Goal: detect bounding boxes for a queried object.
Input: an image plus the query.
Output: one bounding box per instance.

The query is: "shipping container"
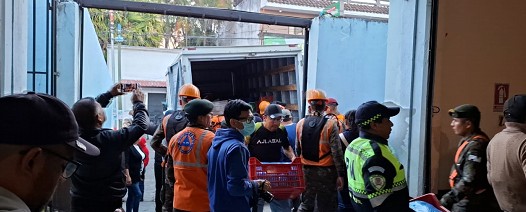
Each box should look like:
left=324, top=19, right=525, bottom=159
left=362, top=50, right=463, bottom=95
left=167, top=45, right=304, bottom=121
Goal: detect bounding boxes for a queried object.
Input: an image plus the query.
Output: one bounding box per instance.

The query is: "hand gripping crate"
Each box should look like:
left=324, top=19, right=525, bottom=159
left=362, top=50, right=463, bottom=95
left=248, top=157, right=305, bottom=200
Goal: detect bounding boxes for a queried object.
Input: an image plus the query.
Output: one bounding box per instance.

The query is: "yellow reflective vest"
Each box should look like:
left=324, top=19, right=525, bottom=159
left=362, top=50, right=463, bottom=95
left=345, top=134, right=410, bottom=211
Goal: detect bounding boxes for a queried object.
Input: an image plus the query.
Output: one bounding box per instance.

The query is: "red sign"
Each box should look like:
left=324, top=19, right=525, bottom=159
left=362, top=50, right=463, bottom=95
left=493, top=83, right=509, bottom=112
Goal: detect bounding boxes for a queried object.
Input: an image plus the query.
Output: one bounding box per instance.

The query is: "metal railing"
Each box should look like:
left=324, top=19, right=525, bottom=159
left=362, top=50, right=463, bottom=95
left=348, top=0, right=389, bottom=6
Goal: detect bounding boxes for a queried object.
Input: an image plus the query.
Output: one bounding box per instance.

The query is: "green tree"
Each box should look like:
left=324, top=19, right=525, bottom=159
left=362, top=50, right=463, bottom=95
left=89, top=8, right=164, bottom=52
left=162, top=0, right=232, bottom=47
left=90, top=0, right=232, bottom=50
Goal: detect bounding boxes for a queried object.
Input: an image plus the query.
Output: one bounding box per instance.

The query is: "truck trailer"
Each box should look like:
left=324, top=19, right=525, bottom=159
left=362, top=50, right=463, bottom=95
left=166, top=45, right=304, bottom=121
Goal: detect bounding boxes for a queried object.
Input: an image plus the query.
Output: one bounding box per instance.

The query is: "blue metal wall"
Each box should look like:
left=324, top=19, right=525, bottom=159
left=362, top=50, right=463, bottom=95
left=307, top=17, right=389, bottom=112
left=27, top=2, right=114, bottom=128
left=81, top=9, right=115, bottom=129
left=27, top=0, right=51, bottom=93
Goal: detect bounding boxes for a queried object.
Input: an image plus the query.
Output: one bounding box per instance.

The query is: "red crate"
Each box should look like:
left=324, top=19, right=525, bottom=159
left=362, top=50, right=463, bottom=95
left=410, top=193, right=450, bottom=212
left=248, top=157, right=305, bottom=200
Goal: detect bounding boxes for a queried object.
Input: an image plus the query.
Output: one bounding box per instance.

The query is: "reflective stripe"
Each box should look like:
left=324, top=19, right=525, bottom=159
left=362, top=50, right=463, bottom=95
left=194, top=130, right=208, bottom=165
left=349, top=190, right=368, bottom=199
left=162, top=115, right=170, bottom=138
left=392, top=180, right=407, bottom=191
left=339, top=133, right=349, bottom=147
left=367, top=181, right=407, bottom=207
left=173, top=129, right=210, bottom=169
left=173, top=161, right=207, bottom=168
left=368, top=166, right=385, bottom=173
left=370, top=192, right=391, bottom=208
left=346, top=146, right=368, bottom=161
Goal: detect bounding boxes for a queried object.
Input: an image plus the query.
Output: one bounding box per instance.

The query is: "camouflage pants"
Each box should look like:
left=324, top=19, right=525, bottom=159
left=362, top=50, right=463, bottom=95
left=161, top=182, right=174, bottom=212
left=298, top=165, right=338, bottom=212
left=161, top=155, right=176, bottom=212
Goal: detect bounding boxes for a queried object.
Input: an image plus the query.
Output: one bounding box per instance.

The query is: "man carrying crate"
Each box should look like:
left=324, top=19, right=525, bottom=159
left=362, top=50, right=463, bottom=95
left=247, top=104, right=296, bottom=211
left=295, top=89, right=346, bottom=212
left=207, top=99, right=271, bottom=212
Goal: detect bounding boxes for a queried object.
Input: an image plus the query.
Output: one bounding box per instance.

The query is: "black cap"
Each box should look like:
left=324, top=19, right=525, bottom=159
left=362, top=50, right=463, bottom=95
left=264, top=104, right=284, bottom=119
left=355, top=101, right=400, bottom=126
left=282, top=109, right=292, bottom=120
left=0, top=92, right=100, bottom=156
left=448, top=104, right=480, bottom=120
left=504, top=95, right=526, bottom=123
left=254, top=116, right=263, bottom=123
left=184, top=99, right=214, bottom=117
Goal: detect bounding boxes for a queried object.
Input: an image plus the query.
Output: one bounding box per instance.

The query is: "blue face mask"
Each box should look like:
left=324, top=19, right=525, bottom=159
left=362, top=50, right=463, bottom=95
left=239, top=120, right=256, bottom=136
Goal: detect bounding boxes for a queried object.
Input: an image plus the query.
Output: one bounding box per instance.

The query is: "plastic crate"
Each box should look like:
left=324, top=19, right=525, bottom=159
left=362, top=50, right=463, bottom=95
left=248, top=157, right=305, bottom=200
left=410, top=193, right=450, bottom=212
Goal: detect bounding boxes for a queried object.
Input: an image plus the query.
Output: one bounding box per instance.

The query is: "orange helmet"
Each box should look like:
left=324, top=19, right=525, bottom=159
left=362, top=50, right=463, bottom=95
left=306, top=89, right=327, bottom=102
left=211, top=115, right=224, bottom=132
left=178, top=84, right=200, bottom=99
left=259, top=101, right=270, bottom=114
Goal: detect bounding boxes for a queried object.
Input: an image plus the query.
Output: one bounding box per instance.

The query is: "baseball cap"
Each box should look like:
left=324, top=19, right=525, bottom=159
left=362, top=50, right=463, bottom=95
left=265, top=104, right=284, bottom=119
left=503, top=95, right=526, bottom=123
left=282, top=109, right=292, bottom=119
left=448, top=104, right=480, bottom=120
left=327, top=98, right=338, bottom=106
left=355, top=101, right=400, bottom=126
left=0, top=92, right=100, bottom=156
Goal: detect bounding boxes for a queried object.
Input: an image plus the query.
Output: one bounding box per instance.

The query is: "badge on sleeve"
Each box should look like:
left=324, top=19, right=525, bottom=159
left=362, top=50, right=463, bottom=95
left=370, top=174, right=386, bottom=191
left=467, top=154, right=481, bottom=163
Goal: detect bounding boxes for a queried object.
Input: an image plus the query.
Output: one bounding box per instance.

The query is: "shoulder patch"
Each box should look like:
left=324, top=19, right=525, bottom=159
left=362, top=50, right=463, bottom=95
left=370, top=174, right=386, bottom=191
left=467, top=154, right=482, bottom=163
left=368, top=166, right=385, bottom=173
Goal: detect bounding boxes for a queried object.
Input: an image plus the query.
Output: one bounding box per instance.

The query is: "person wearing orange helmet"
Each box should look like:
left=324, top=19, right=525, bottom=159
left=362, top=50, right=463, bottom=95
left=210, top=115, right=225, bottom=132
left=296, top=89, right=345, bottom=212
left=258, top=101, right=270, bottom=116
left=150, top=83, right=200, bottom=212
left=325, top=97, right=345, bottom=133
left=254, top=101, right=270, bottom=123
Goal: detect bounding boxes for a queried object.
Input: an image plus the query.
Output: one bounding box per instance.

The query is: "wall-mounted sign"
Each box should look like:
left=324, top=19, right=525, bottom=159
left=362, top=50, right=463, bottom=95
left=493, top=83, right=509, bottom=112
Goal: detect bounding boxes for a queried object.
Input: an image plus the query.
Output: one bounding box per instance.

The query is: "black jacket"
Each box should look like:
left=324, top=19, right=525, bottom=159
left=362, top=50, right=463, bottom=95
left=71, top=91, right=149, bottom=201
left=125, top=145, right=145, bottom=184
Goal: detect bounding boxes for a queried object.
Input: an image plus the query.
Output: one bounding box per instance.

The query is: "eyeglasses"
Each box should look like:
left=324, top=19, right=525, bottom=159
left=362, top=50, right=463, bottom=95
left=20, top=148, right=81, bottom=179
left=236, top=116, right=254, bottom=124
left=42, top=148, right=82, bottom=178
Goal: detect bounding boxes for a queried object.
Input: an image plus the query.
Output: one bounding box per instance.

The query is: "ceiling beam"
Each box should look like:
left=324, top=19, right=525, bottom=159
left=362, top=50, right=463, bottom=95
left=75, top=0, right=312, bottom=28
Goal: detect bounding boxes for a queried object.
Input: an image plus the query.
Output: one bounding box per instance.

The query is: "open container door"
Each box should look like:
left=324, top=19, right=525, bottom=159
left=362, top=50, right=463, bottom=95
left=166, top=54, right=187, bottom=110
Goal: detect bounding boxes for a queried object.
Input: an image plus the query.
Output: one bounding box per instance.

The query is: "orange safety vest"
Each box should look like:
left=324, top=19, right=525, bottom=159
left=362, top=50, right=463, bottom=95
left=336, top=114, right=345, bottom=122
left=160, top=115, right=171, bottom=168
left=167, top=127, right=214, bottom=211
left=296, top=117, right=338, bottom=166
left=162, top=114, right=171, bottom=138
left=449, top=135, right=488, bottom=188
left=326, top=113, right=344, bottom=133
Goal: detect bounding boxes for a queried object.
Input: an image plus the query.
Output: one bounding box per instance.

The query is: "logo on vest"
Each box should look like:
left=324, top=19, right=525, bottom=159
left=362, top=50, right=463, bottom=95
left=177, top=132, right=196, bottom=154
left=370, top=174, right=386, bottom=191
left=175, top=114, right=184, bottom=120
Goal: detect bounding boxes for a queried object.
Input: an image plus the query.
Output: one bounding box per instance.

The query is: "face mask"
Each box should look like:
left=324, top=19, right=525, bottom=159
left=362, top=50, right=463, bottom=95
left=239, top=120, right=256, bottom=136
